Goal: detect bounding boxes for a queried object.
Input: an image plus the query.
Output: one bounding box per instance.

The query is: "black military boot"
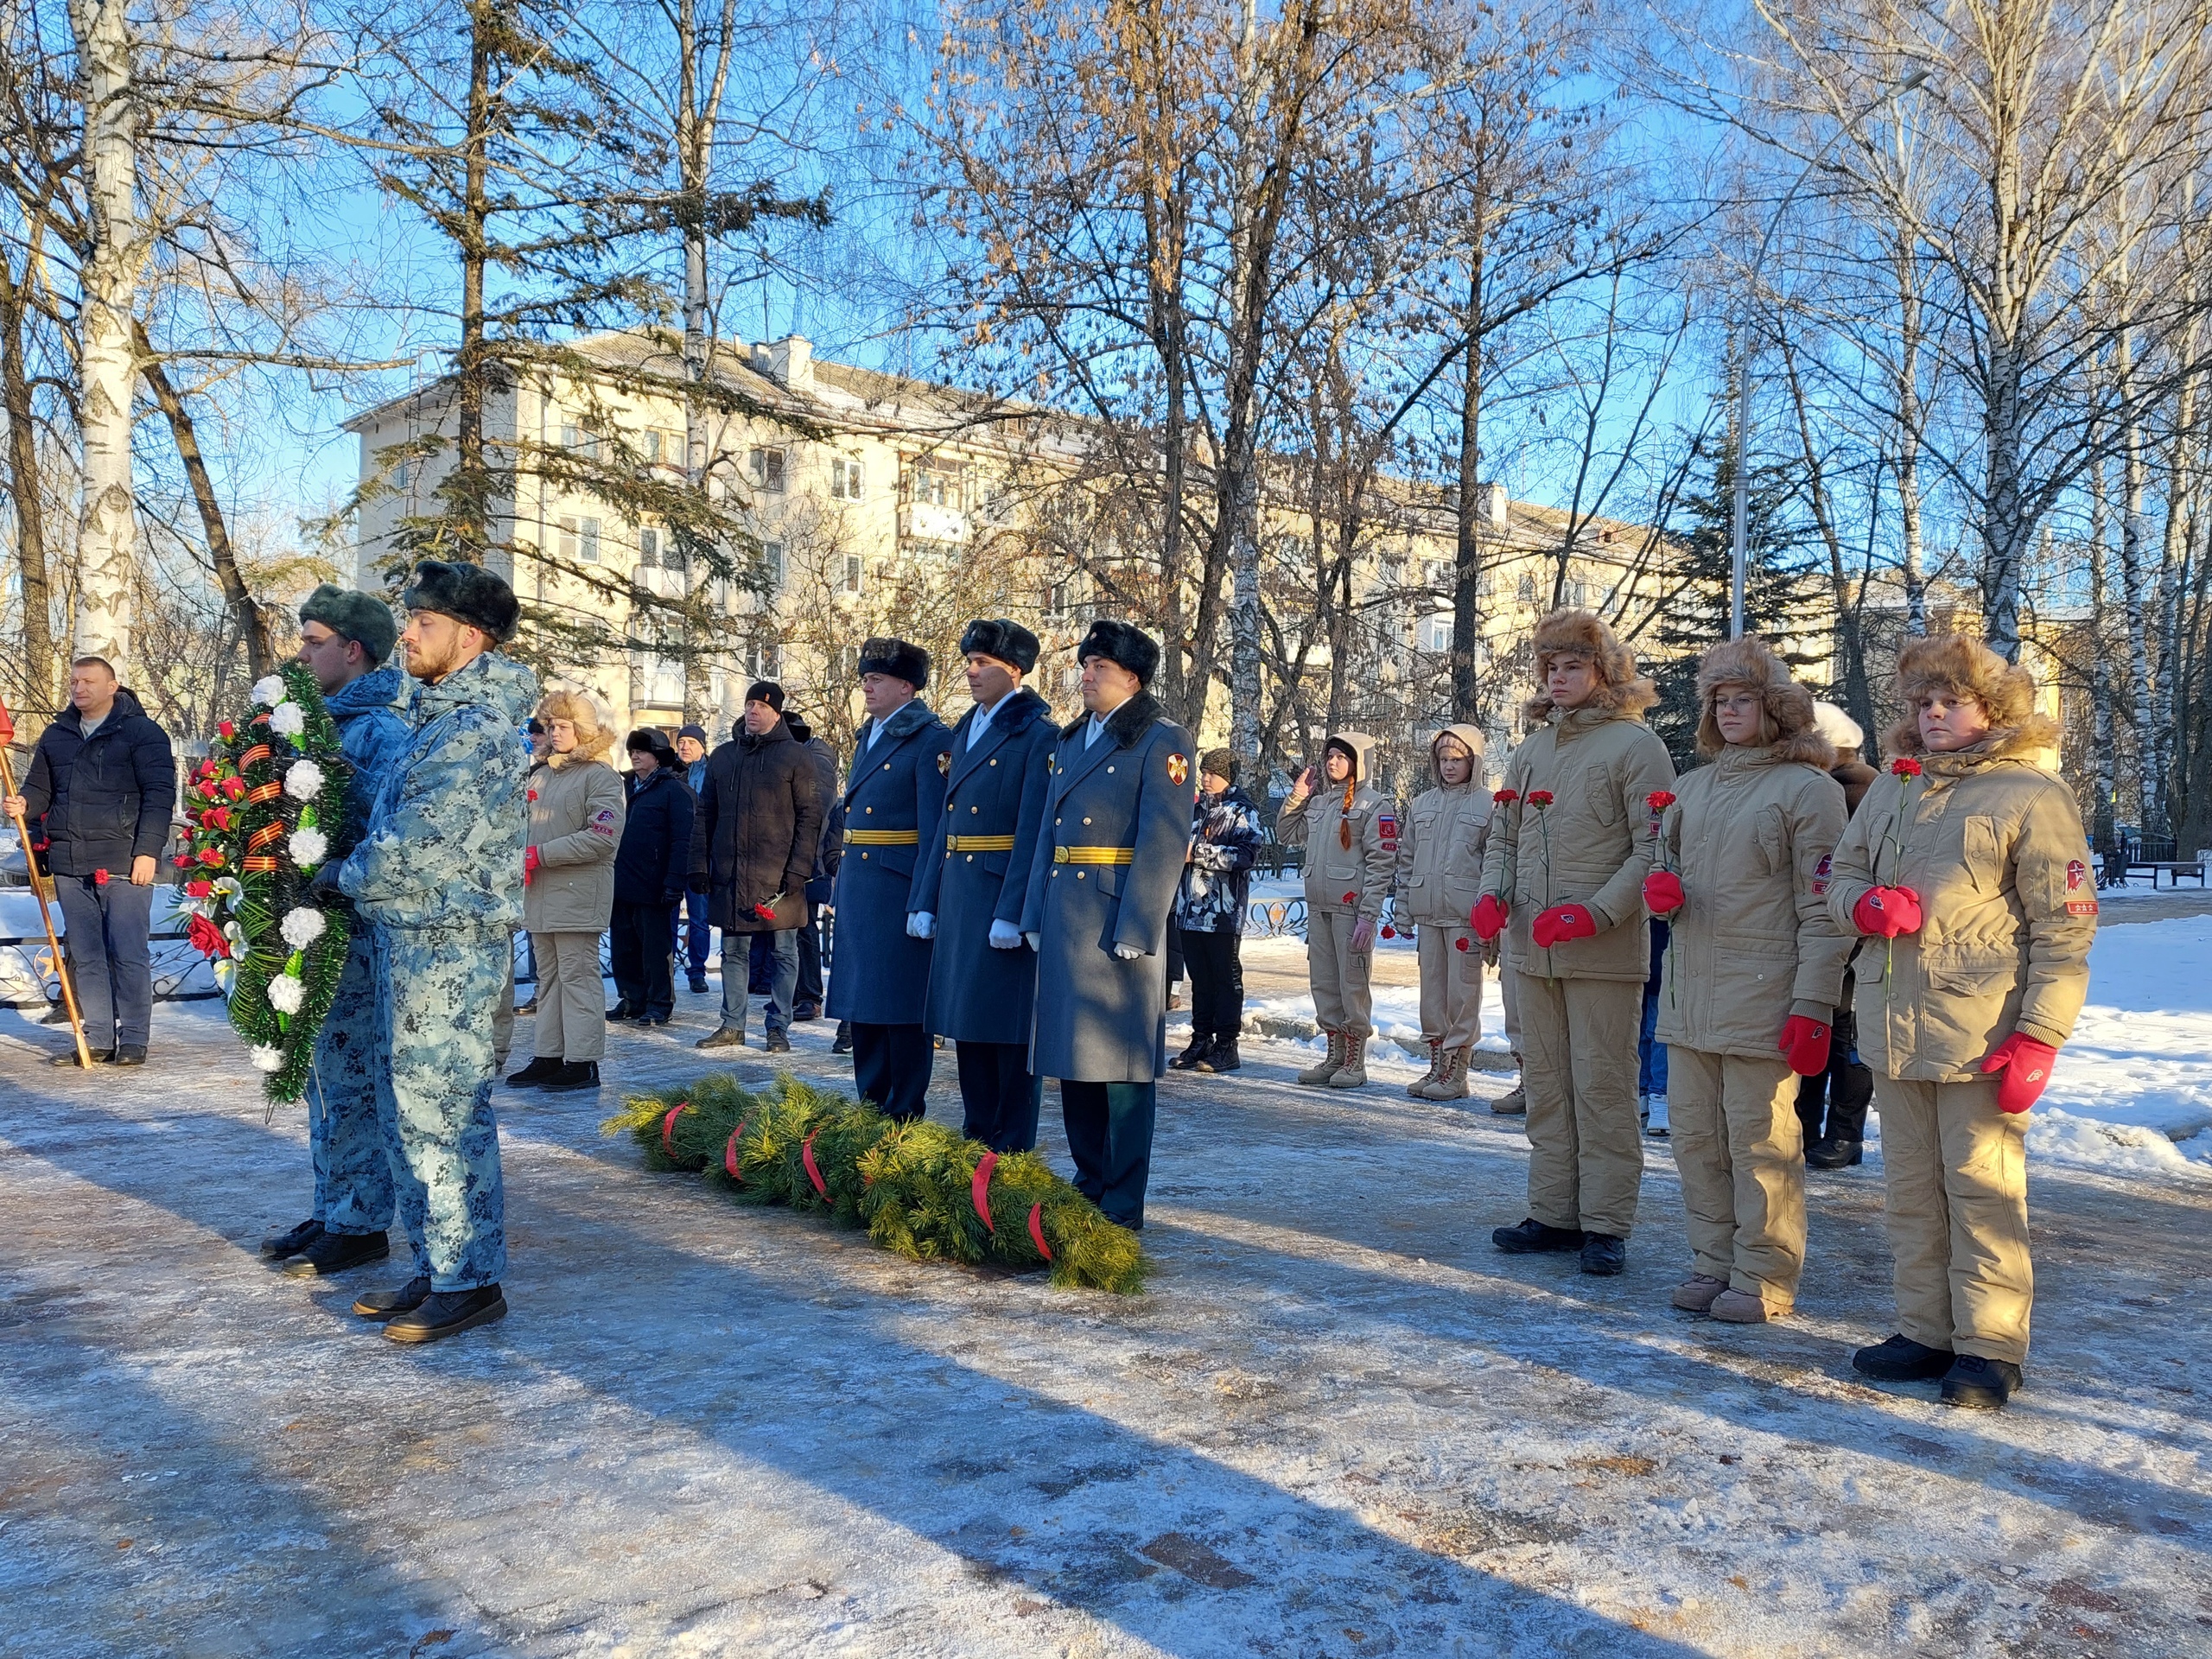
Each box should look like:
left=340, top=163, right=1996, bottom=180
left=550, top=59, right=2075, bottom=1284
left=1579, top=1233, right=1627, bottom=1276
left=261, top=1218, right=324, bottom=1260
left=505, top=1056, right=561, bottom=1086
left=1491, top=1217, right=1584, bottom=1254
left=352, top=1275, right=433, bottom=1321
left=1805, top=1139, right=1864, bottom=1170
left=282, top=1228, right=391, bottom=1278
left=540, top=1060, right=601, bottom=1092
left=1193, top=1035, right=1241, bottom=1073
left=1852, top=1333, right=1955, bottom=1381
left=383, top=1284, right=508, bottom=1344
left=1169, top=1033, right=1210, bottom=1070
left=112, top=1044, right=147, bottom=1065
left=607, top=1000, right=642, bottom=1021
left=1941, top=1355, right=2024, bottom=1410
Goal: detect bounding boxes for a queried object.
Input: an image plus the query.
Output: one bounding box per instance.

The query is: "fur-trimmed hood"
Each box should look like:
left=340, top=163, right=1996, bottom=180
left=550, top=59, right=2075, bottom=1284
left=1885, top=633, right=2061, bottom=765
left=1521, top=607, right=1658, bottom=723
left=1059, top=690, right=1166, bottom=748
left=1694, top=635, right=1833, bottom=767
left=537, top=689, right=613, bottom=765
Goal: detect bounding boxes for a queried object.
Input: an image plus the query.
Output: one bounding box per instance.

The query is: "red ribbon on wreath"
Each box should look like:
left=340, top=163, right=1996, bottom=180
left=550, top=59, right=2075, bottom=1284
left=1027, top=1204, right=1052, bottom=1262
left=660, top=1102, right=687, bottom=1157
left=970, top=1151, right=999, bottom=1232
left=246, top=781, right=283, bottom=805
left=802, top=1129, right=828, bottom=1200
left=723, top=1116, right=750, bottom=1180
left=246, top=820, right=286, bottom=852
left=238, top=744, right=271, bottom=769
left=242, top=855, right=279, bottom=873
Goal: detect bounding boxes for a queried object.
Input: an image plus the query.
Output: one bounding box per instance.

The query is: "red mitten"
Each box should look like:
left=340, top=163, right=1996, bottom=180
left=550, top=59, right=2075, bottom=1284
left=1777, top=1014, right=1832, bottom=1077
left=1981, top=1033, right=2058, bottom=1114
left=1471, top=893, right=1510, bottom=942
left=1852, top=884, right=1923, bottom=938
left=1643, top=870, right=1684, bottom=915
left=524, top=845, right=541, bottom=887
left=1532, top=903, right=1598, bottom=948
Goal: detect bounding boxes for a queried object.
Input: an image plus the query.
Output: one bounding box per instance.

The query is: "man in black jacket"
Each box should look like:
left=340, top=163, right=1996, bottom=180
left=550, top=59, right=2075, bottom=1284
left=783, top=711, right=840, bottom=1021
left=6, top=657, right=176, bottom=1065
left=610, top=728, right=694, bottom=1026
left=691, top=682, right=823, bottom=1052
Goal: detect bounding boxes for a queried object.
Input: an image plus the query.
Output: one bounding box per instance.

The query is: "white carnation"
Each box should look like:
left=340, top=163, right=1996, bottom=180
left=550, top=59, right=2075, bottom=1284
left=279, top=906, right=327, bottom=950
left=289, top=827, right=328, bottom=868
left=249, top=1043, right=285, bottom=1072
left=267, top=973, right=306, bottom=1014
left=250, top=675, right=287, bottom=709
left=284, top=760, right=325, bottom=800
left=268, top=702, right=306, bottom=738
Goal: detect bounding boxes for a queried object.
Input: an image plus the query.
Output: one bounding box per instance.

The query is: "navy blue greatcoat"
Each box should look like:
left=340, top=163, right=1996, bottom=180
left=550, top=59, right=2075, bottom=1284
left=1020, top=692, right=1197, bottom=1082
left=914, top=688, right=1054, bottom=1044
left=825, top=697, right=952, bottom=1026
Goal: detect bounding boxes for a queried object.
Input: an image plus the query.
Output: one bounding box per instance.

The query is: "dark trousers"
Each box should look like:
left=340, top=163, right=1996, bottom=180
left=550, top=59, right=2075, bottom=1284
left=956, top=1040, right=1042, bottom=1151
left=610, top=900, right=677, bottom=1019
left=1796, top=1007, right=1873, bottom=1146
left=1058, top=1080, right=1156, bottom=1228
left=1184, top=926, right=1244, bottom=1040
left=672, top=893, right=711, bottom=979
left=795, top=902, right=823, bottom=1009
left=55, top=874, right=155, bottom=1049
left=852, top=1021, right=933, bottom=1122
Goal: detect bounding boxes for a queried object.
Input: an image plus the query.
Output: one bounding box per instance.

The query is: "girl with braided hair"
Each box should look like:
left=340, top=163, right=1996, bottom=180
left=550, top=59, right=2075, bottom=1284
left=1277, top=731, right=1394, bottom=1089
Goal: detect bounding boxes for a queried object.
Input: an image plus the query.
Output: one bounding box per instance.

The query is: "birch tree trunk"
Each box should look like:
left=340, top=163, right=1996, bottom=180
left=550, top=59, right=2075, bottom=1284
left=1891, top=232, right=1927, bottom=636
left=2089, top=456, right=2116, bottom=853
left=2117, top=327, right=2158, bottom=835
left=1224, top=0, right=1266, bottom=761
left=68, top=0, right=145, bottom=672
left=1449, top=215, right=1487, bottom=726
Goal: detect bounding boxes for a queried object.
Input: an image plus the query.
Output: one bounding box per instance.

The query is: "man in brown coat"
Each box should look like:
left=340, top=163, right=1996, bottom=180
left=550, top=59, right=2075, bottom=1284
left=1474, top=609, right=1676, bottom=1275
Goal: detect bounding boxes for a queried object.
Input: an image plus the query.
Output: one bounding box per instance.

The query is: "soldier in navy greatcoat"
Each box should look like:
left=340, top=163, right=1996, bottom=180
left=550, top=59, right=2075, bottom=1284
left=1019, top=620, right=1196, bottom=1228
left=912, top=620, right=1055, bottom=1151
left=826, top=638, right=951, bottom=1121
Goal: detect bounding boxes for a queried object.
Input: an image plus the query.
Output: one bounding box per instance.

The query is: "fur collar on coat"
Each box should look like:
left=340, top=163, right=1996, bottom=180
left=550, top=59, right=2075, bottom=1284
left=962, top=686, right=1051, bottom=740
left=1059, top=690, right=1165, bottom=747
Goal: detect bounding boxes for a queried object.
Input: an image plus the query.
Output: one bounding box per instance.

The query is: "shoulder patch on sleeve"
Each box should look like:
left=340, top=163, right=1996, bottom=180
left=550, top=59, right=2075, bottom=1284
left=938, top=751, right=951, bottom=775
left=1810, top=852, right=1832, bottom=895
left=1166, top=753, right=1188, bottom=787
left=589, top=808, right=618, bottom=835
left=2065, top=857, right=2099, bottom=916
left=1377, top=810, right=1398, bottom=845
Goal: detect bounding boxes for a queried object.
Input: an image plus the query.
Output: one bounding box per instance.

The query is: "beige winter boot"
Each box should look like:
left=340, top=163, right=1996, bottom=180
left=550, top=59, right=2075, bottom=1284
left=1296, top=1029, right=1344, bottom=1086
left=1491, top=1053, right=1527, bottom=1116
left=1419, top=1046, right=1471, bottom=1101
left=1407, top=1038, right=1443, bottom=1096
left=1327, top=1031, right=1370, bottom=1089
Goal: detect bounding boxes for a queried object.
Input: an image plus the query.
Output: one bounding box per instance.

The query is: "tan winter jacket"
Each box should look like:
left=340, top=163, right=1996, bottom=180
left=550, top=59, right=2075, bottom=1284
left=1827, top=727, right=2096, bottom=1080
left=524, top=753, right=626, bottom=934
left=1394, top=723, right=1492, bottom=927
left=1654, top=744, right=1852, bottom=1057
left=1478, top=705, right=1677, bottom=981
left=1278, top=730, right=1395, bottom=922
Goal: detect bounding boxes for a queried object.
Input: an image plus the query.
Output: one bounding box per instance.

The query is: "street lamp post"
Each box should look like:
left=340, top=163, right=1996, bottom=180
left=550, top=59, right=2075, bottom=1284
left=1730, top=69, right=1929, bottom=639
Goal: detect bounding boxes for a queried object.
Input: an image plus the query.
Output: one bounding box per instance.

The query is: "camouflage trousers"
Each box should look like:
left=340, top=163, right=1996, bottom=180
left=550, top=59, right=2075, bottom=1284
left=368, top=921, right=508, bottom=1290
left=305, top=925, right=395, bottom=1234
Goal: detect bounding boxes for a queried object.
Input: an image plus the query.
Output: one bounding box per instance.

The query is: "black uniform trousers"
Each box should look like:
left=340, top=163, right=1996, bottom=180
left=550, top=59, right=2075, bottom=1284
left=796, top=901, right=824, bottom=1010
left=1795, top=1006, right=1873, bottom=1146
left=852, top=1021, right=933, bottom=1122
left=1183, top=926, right=1244, bottom=1042
left=1058, top=1080, right=1156, bottom=1229
left=955, top=1041, right=1042, bottom=1152
left=609, top=900, right=677, bottom=1020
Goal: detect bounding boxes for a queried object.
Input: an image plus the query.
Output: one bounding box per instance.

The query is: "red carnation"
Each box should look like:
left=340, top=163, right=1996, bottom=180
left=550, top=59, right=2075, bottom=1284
left=185, top=879, right=213, bottom=898
left=1493, top=788, right=1519, bottom=805
left=1380, top=925, right=1395, bottom=938
left=1646, top=790, right=1676, bottom=811
left=1454, top=936, right=1470, bottom=952
left=217, top=719, right=235, bottom=739
left=527, top=788, right=538, bottom=803
left=93, top=868, right=110, bottom=886
left=1891, top=757, right=1923, bottom=778
left=1527, top=789, right=1554, bottom=808
left=186, top=912, right=231, bottom=960
left=199, top=847, right=225, bottom=868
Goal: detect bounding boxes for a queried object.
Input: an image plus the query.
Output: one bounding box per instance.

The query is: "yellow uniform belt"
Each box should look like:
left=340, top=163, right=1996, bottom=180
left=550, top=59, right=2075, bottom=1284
left=1053, top=845, right=1135, bottom=865
left=845, top=829, right=919, bottom=845
left=946, top=834, right=1017, bottom=851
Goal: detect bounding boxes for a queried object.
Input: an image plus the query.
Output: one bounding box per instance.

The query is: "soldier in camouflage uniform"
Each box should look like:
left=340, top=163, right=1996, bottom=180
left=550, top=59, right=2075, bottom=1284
left=329, top=561, right=536, bottom=1344
left=263, top=585, right=411, bottom=1279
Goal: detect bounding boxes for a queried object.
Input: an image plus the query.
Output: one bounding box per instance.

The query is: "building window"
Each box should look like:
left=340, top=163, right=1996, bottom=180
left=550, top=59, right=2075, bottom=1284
left=830, top=456, right=865, bottom=500
left=748, top=447, right=786, bottom=493
left=764, top=540, right=785, bottom=589
left=910, top=465, right=955, bottom=506
left=1422, top=614, right=1452, bottom=652
left=644, top=430, right=661, bottom=466
left=1517, top=572, right=1536, bottom=605
left=1046, top=581, right=1069, bottom=619
left=639, top=526, right=661, bottom=569
left=842, top=553, right=862, bottom=594
left=746, top=639, right=781, bottom=678
left=558, top=515, right=601, bottom=565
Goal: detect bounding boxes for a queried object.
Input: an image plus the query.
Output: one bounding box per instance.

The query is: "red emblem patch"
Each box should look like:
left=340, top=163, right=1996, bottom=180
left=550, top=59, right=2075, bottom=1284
left=1810, top=853, right=1832, bottom=896
left=1378, top=811, right=1399, bottom=846
left=2065, top=858, right=2098, bottom=916
left=1166, top=753, right=1188, bottom=787
left=938, top=752, right=951, bottom=775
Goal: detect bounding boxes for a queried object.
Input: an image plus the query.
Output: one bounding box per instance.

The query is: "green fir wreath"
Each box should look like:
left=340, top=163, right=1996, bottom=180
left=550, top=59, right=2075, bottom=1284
left=175, top=662, right=354, bottom=1103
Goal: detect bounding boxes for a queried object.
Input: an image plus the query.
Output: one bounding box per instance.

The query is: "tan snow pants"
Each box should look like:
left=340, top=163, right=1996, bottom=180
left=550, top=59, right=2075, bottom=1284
left=532, top=929, right=607, bottom=1062
left=1668, top=1046, right=1807, bottom=1307
left=1516, top=969, right=1643, bottom=1237
left=1874, top=1073, right=2033, bottom=1364
left=1306, top=909, right=1373, bottom=1038
left=1501, top=957, right=1522, bottom=1053
left=1417, top=925, right=1484, bottom=1048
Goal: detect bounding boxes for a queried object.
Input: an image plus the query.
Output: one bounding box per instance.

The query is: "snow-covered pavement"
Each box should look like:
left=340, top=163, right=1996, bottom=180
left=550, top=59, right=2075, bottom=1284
left=3, top=917, right=2211, bottom=1656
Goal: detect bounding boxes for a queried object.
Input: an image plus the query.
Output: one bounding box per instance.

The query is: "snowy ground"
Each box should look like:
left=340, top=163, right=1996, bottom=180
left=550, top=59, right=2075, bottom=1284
left=3, top=914, right=2212, bottom=1656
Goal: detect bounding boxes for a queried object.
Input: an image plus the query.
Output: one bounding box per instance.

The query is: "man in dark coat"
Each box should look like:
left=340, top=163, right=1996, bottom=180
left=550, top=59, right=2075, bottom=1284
left=672, top=722, right=713, bottom=992
left=912, top=619, right=1054, bottom=1151
left=1019, top=620, right=1196, bottom=1228
left=692, top=683, right=823, bottom=1052
left=610, top=728, right=694, bottom=1026
left=7, top=656, right=176, bottom=1065
left=827, top=637, right=950, bottom=1121
left=783, top=711, right=840, bottom=1020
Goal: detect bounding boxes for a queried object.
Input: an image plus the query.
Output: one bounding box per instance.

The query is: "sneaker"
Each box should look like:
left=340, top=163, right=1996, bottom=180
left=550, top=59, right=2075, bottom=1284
left=112, top=1044, right=146, bottom=1065
left=1579, top=1233, right=1627, bottom=1275
left=764, top=1029, right=791, bottom=1054
left=1192, top=1037, right=1241, bottom=1073
left=539, top=1060, right=601, bottom=1091
left=1805, top=1139, right=1864, bottom=1169
left=1643, top=1094, right=1669, bottom=1137
left=282, top=1228, right=391, bottom=1278
left=1852, top=1333, right=1955, bottom=1382
left=1941, top=1354, right=2024, bottom=1410
left=505, top=1056, right=562, bottom=1086
left=695, top=1026, right=747, bottom=1050
left=1491, top=1084, right=1527, bottom=1117
left=382, top=1284, right=507, bottom=1344
left=1710, top=1287, right=1781, bottom=1323
left=1670, top=1273, right=1727, bottom=1312
left=261, top=1218, right=324, bottom=1261
left=832, top=1021, right=853, bottom=1054
left=352, top=1275, right=432, bottom=1321
left=1491, top=1217, right=1584, bottom=1254
left=688, top=976, right=710, bottom=995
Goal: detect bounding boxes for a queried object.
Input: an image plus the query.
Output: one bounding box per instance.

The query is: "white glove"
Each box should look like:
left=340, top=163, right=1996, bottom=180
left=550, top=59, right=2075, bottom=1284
left=906, top=911, right=935, bottom=939
left=1111, top=942, right=1143, bottom=961
left=1023, top=931, right=1041, bottom=952
left=988, top=918, right=1024, bottom=950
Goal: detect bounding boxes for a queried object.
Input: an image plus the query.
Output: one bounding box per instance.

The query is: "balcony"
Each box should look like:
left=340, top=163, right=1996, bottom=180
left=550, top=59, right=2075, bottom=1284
left=899, top=500, right=969, bottom=545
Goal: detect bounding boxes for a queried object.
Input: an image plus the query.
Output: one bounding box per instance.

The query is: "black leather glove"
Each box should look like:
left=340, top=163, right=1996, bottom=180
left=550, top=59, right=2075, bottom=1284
left=304, top=863, right=345, bottom=906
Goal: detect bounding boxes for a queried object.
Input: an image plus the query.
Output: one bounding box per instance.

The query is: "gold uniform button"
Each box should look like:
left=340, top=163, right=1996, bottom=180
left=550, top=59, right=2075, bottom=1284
left=1077, top=870, right=1086, bottom=879
left=1083, top=817, right=1092, bottom=824
left=971, top=805, right=979, bottom=814
left=1107, top=766, right=1115, bottom=773
left=989, top=759, right=998, bottom=766
left=965, top=855, right=974, bottom=862
left=861, top=851, right=869, bottom=860
left=882, top=762, right=890, bottom=770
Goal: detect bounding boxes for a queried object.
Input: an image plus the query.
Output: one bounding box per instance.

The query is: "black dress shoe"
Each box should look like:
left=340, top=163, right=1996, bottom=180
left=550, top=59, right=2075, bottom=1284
left=51, top=1046, right=114, bottom=1066
left=1192, top=1038, right=1241, bottom=1073
left=384, top=1284, right=507, bottom=1344
left=791, top=1001, right=820, bottom=1022
left=1492, top=1217, right=1585, bottom=1254
left=262, top=1217, right=324, bottom=1260
left=353, top=1275, right=433, bottom=1320
left=687, top=976, right=710, bottom=994
left=282, top=1228, right=391, bottom=1277
left=1942, top=1354, right=2024, bottom=1410
left=1852, top=1333, right=1955, bottom=1381
left=1805, top=1138, right=1863, bottom=1169
left=111, top=1043, right=146, bottom=1065
left=539, top=1060, right=601, bottom=1091
left=505, top=1056, right=562, bottom=1086
left=1579, top=1232, right=1627, bottom=1275
left=764, top=1030, right=791, bottom=1053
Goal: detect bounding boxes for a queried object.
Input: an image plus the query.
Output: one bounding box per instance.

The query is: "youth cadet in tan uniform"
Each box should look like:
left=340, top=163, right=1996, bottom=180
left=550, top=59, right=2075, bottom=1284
left=1393, top=723, right=1491, bottom=1100
left=1277, top=731, right=1395, bottom=1089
